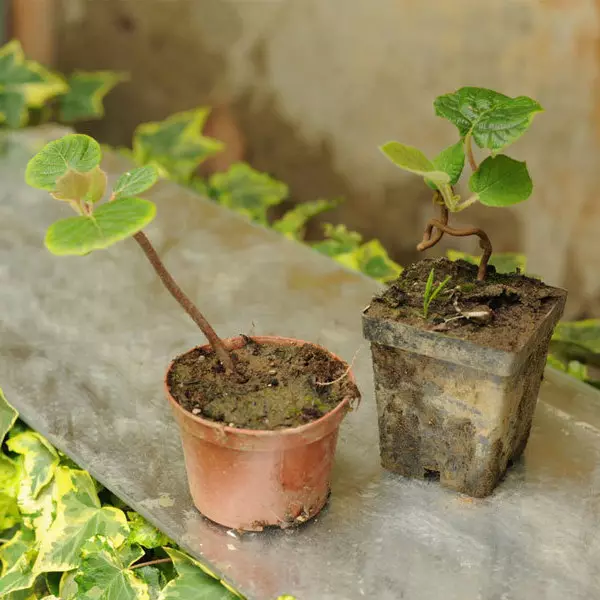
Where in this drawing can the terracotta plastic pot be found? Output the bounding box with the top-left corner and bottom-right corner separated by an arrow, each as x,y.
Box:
164,336 -> 355,531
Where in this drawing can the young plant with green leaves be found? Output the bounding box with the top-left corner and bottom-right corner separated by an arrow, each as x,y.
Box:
381,87 -> 542,280
25,133 -> 239,377
421,269 -> 451,320
0,40 -> 123,128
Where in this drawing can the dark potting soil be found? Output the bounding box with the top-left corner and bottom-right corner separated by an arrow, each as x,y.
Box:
368,257 -> 566,353
167,339 -> 359,430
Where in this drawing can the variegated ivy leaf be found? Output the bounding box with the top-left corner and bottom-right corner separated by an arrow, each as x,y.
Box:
0,492 -> 20,531
434,87 -> 543,152
0,387 -> 18,444
34,467 -> 129,573
209,162 -> 288,225
7,431 -> 59,499
25,134 -> 102,191
133,107 -> 224,182
0,528 -> 37,595
136,566 -> 167,600
158,548 -> 237,600
355,239 -> 403,283
74,537 -> 149,600
112,166 -> 159,201
312,223 -> 362,257
58,569 -> 78,600
0,40 -> 68,127
272,198 -> 341,241
59,71 -> 126,122
126,512 -> 171,549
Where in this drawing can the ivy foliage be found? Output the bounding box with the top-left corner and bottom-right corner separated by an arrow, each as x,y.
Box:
125,106 -> 402,283
0,389 -> 245,600
0,40 -> 122,128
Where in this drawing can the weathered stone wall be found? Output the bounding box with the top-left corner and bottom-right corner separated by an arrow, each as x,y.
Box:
56,0 -> 600,317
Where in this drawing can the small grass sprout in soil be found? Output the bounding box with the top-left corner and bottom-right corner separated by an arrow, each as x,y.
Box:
380,87 -> 542,280
421,268 -> 451,320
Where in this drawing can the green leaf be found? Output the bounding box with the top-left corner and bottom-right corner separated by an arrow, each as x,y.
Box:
426,141 -> 465,189
355,240 -> 403,283
0,492 -> 20,531
25,134 -> 102,191
209,163 -> 288,225
0,388 -> 18,445
272,198 -> 340,240
136,566 -> 166,600
0,529 -> 37,595
379,142 -> 450,186
0,41 -> 43,86
34,467 -> 129,573
126,513 -> 170,549
113,166 -> 159,201
158,548 -> 237,600
45,197 -> 156,256
446,249 -> 527,274
85,167 -> 109,204
59,71 -> 125,122
7,431 -> 59,499
552,320 -> 600,355
74,537 -> 149,600
133,108 -> 223,182
58,570 -> 78,600
472,96 -> 543,152
550,320 -> 600,370
312,224 -> 362,257
0,90 -> 27,128
469,155 -> 532,207
434,87 -> 543,152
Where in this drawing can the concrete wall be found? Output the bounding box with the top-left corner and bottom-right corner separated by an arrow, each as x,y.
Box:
56,0 -> 600,317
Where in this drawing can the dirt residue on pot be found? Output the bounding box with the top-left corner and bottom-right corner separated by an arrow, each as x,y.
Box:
368,258 -> 565,352
167,339 -> 359,430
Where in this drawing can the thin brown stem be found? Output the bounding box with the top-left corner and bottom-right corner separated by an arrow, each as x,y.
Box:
416,197 -> 448,251
416,198 -> 492,280
465,134 -> 478,172
133,231 -> 238,375
130,557 -> 172,570
429,219 -> 492,280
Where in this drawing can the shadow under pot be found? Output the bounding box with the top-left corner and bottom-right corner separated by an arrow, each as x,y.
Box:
164,335 -> 359,531
362,257 -> 567,498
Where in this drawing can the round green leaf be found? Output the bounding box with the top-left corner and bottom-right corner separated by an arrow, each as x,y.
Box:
425,141 -> 465,189
434,87 -> 542,152
469,155 -> 532,207
25,134 -> 102,191
473,96 -> 543,153
113,166 -> 158,201
44,197 -> 156,256
380,142 -> 450,185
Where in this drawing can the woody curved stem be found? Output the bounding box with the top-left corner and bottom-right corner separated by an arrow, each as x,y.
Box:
416,194 -> 492,281
417,196 -> 448,251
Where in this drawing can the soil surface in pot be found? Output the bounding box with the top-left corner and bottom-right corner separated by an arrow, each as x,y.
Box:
167,339 -> 359,430
368,257 -> 565,352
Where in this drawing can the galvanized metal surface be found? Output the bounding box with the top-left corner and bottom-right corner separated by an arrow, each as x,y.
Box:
1,130 -> 599,600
